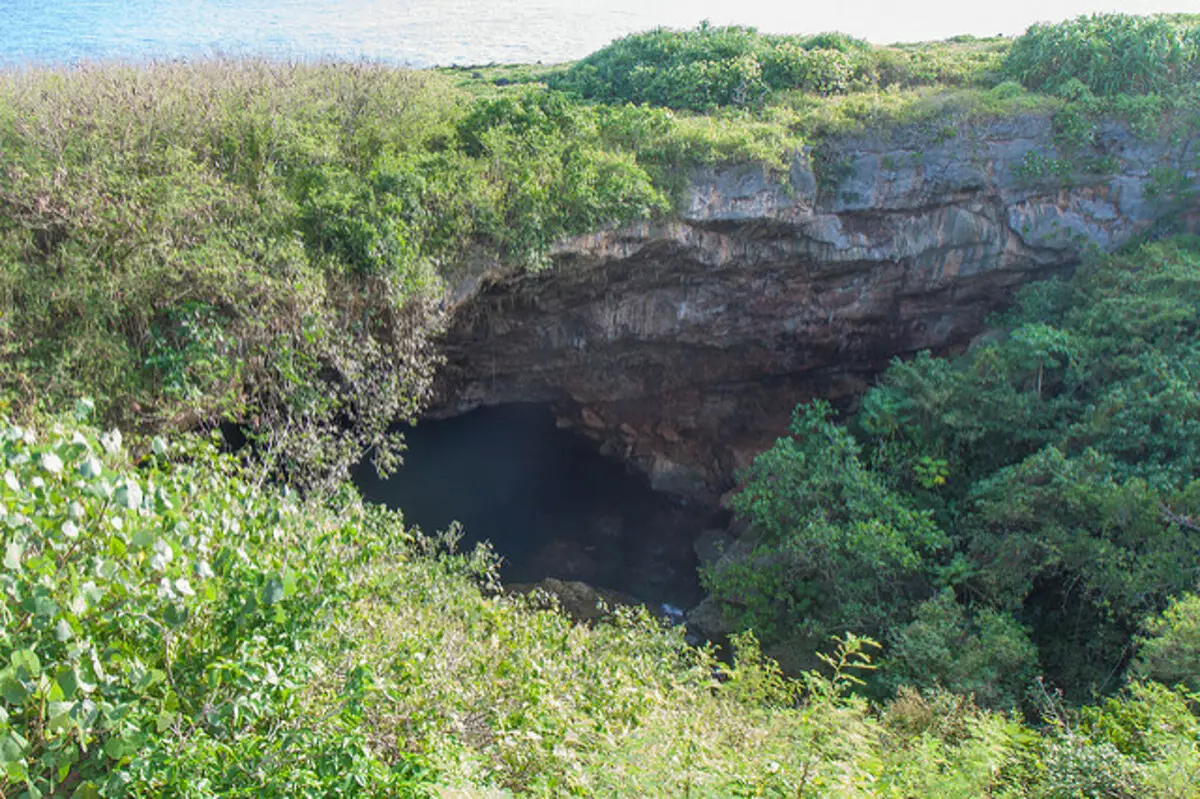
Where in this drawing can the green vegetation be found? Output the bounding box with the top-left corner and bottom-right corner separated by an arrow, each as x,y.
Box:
708,236 -> 1200,701
4,411 -> 1200,797
3,10 -> 1200,798
551,22 -> 1009,112
1003,14 -> 1200,97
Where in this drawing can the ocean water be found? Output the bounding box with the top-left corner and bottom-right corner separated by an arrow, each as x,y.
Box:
0,0 -> 852,68
0,0 -> 1130,69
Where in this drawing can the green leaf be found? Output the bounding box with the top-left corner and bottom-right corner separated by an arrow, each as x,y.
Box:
156,710 -> 176,733
72,782 -> 102,799
3,542 -> 21,571
100,428 -> 123,455
55,667 -> 80,698
130,528 -> 154,550
40,452 -> 64,475
149,538 -> 174,570
0,730 -> 28,765
54,619 -> 74,642
0,675 -> 26,704
10,649 -> 40,677
115,480 -> 143,510
263,576 -> 286,605
73,398 -> 95,422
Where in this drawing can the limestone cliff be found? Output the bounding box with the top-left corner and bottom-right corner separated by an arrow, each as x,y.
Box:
432,114 -> 1199,502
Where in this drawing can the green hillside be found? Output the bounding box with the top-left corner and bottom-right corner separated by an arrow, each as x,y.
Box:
3,13 -> 1200,797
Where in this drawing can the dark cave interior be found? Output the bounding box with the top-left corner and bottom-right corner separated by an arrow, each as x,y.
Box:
353,403 -> 717,609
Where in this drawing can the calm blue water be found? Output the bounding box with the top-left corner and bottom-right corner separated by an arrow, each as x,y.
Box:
0,0 -> 1114,69
0,0 -> 817,68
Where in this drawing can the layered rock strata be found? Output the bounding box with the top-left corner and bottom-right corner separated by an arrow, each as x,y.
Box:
432,115 -> 1199,502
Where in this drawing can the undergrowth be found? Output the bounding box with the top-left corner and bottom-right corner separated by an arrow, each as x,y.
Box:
2,411 -> 1199,797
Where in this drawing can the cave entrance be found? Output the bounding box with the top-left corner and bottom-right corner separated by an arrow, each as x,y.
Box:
353,403 -> 714,610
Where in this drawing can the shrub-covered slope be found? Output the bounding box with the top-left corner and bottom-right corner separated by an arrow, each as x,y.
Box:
3,11 -> 1200,798
3,411 -> 1200,797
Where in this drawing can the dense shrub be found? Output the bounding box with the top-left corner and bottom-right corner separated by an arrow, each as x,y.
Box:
718,237 -> 1200,699
7,14 -> 1200,796
1134,593 -> 1200,693
1004,14 -> 1200,96
703,400 -> 946,660
553,23 -> 871,110
0,408 -> 437,795
18,410 -> 1183,796
884,590 -> 1039,709
0,63 -> 682,481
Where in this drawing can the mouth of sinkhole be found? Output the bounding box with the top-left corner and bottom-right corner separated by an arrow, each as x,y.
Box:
353,402 -> 717,611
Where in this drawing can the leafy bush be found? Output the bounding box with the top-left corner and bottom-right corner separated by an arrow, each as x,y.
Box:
1003,14 -> 1200,96
1134,592 -> 1200,693
884,590 -> 1039,709
0,408 -> 435,795
0,63 -> 687,480
553,23 -> 871,110
15,408 -> 1157,796
703,400 -> 946,658
719,237 -> 1200,699
1038,735 -> 1147,798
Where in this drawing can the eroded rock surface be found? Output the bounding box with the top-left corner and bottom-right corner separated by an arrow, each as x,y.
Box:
432,115 -> 1199,502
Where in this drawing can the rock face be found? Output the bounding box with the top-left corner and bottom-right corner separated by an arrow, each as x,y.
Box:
432,115 -> 1200,502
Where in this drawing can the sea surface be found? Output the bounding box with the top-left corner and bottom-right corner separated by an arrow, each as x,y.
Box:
0,0 -> 856,68
0,0 -> 1121,69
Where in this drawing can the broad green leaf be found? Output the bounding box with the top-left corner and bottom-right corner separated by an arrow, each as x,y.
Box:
0,729 -> 27,765
72,782 -> 102,799
40,452 -> 63,475
100,428 -> 123,455
3,542 -> 21,571
263,576 -> 286,605
73,398 -> 95,421
149,539 -> 174,570
0,675 -> 27,704
78,457 -> 102,480
115,480 -> 143,510
54,619 -> 74,642
130,528 -> 154,550
10,649 -> 40,677
55,667 -> 80,698
156,710 -> 176,733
